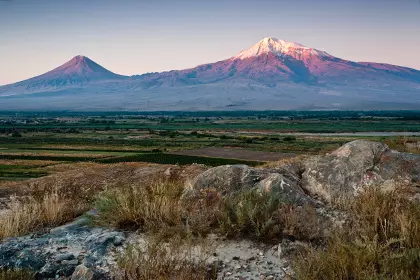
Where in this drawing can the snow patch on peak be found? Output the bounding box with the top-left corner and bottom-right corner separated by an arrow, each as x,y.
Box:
234,37 -> 331,60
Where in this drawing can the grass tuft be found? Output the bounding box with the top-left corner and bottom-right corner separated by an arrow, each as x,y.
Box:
0,189 -> 87,240
93,178 -> 186,232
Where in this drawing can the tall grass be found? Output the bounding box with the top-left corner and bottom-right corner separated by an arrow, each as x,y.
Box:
293,187 -> 420,280
0,189 -> 87,240
93,179 -> 186,232
94,178 -> 324,243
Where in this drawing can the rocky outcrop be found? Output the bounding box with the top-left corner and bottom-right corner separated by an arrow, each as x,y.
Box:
186,165 -> 268,195
0,215 -> 126,279
254,173 -> 319,207
184,164 -> 318,207
302,140 -> 420,202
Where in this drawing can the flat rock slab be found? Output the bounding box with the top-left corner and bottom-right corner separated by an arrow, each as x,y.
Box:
0,215 -> 125,279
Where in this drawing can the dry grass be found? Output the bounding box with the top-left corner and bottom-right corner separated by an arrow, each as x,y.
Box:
0,189 -> 87,240
0,164 -> 206,239
114,236 -> 217,280
93,176 -> 324,244
93,178 -> 186,231
293,186 -> 420,280
0,269 -> 35,280
261,154 -> 307,169
93,174 -> 219,238
383,137 -> 420,154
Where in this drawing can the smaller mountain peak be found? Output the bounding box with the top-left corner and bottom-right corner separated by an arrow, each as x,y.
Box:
41,55 -> 124,80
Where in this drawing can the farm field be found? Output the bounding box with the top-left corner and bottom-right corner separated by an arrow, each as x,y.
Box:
0,110 -> 419,182
171,147 -> 297,161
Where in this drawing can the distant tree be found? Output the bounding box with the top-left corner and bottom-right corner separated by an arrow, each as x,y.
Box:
12,131 -> 22,137
283,136 -> 296,142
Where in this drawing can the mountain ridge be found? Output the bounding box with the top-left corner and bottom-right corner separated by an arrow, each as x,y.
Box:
0,38 -> 419,110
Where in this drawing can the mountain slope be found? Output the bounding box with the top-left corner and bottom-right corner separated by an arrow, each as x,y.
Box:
0,38 -> 419,110
0,56 -> 127,95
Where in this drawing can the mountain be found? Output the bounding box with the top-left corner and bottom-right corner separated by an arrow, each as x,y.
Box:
138,37 -> 420,87
1,38 -> 419,110
0,55 -> 127,95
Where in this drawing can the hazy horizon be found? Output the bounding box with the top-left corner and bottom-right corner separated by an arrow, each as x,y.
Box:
0,0 -> 419,85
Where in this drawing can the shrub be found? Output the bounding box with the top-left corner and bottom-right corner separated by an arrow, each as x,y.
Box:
218,190 -> 322,242
283,136 -> 296,142
293,187 -> 420,280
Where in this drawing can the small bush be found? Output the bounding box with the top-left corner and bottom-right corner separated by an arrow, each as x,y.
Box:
283,136 -> 296,142
218,190 -> 322,242
114,236 -> 217,280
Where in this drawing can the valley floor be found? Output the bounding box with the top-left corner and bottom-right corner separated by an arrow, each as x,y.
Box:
0,112 -> 419,279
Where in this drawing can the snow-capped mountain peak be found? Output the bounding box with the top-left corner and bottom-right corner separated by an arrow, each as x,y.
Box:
234,37 -> 331,60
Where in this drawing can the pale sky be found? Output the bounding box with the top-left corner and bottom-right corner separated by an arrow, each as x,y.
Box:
0,0 -> 419,85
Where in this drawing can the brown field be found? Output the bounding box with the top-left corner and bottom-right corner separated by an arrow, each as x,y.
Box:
171,147 -> 296,162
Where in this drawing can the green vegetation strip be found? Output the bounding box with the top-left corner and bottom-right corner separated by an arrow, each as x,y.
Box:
0,153 -> 263,166
96,152 -> 263,166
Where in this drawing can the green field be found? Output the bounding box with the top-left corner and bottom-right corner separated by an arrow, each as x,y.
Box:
0,111 -> 419,181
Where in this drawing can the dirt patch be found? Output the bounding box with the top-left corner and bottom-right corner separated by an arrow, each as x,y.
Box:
172,147 -> 296,162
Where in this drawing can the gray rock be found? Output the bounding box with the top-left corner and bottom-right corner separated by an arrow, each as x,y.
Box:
0,214 -> 126,280
71,264 -> 95,280
254,173 -> 319,206
55,253 -> 75,262
185,165 -> 273,197
302,140 -> 420,202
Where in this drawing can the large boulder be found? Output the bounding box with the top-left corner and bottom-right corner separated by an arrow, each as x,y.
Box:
255,173 -> 320,207
184,164 -> 321,208
0,215 -> 124,279
185,165 -> 270,196
302,140 -> 420,202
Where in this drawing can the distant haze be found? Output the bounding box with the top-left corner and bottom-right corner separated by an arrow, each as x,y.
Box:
0,0 -> 419,85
